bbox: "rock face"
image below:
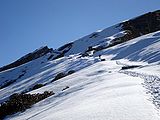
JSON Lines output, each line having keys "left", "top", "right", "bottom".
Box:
{"left": 108, "top": 10, "right": 160, "bottom": 47}
{"left": 51, "top": 42, "right": 73, "bottom": 60}
{"left": 0, "top": 46, "right": 53, "bottom": 72}
{"left": 121, "top": 10, "right": 160, "bottom": 37}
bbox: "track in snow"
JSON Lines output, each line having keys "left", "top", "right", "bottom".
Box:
{"left": 119, "top": 70, "right": 160, "bottom": 109}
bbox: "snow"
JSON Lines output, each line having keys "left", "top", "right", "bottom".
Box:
{"left": 0, "top": 24, "right": 160, "bottom": 119}
{"left": 0, "top": 54, "right": 100, "bottom": 103}
{"left": 117, "top": 62, "right": 160, "bottom": 109}
{"left": 95, "top": 31, "right": 160, "bottom": 64}
{"left": 65, "top": 24, "right": 121, "bottom": 55}
{"left": 5, "top": 61, "right": 160, "bottom": 120}
{"left": 108, "top": 31, "right": 127, "bottom": 40}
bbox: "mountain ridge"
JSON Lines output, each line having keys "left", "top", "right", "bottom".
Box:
{"left": 0, "top": 10, "right": 160, "bottom": 72}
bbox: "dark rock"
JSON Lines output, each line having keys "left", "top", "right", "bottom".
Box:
{"left": 58, "top": 42, "right": 73, "bottom": 52}
{"left": 31, "top": 84, "right": 44, "bottom": 90}
{"left": 62, "top": 86, "right": 69, "bottom": 91}
{"left": 0, "top": 80, "right": 16, "bottom": 89}
{"left": 89, "top": 33, "right": 99, "bottom": 38}
{"left": 0, "top": 46, "right": 53, "bottom": 72}
{"left": 0, "top": 91, "right": 54, "bottom": 119}
{"left": 96, "top": 10, "right": 160, "bottom": 52}
{"left": 47, "top": 54, "right": 54, "bottom": 60}
{"left": 121, "top": 65, "right": 140, "bottom": 70}
{"left": 52, "top": 72, "right": 66, "bottom": 82}
{"left": 121, "top": 10, "right": 160, "bottom": 39}
{"left": 52, "top": 53, "right": 64, "bottom": 60}
{"left": 101, "top": 59, "right": 106, "bottom": 61}
{"left": 67, "top": 70, "right": 75, "bottom": 75}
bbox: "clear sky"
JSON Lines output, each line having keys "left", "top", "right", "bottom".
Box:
{"left": 0, "top": 0, "right": 160, "bottom": 67}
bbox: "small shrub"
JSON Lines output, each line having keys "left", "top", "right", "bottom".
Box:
{"left": 0, "top": 91, "right": 54, "bottom": 119}
{"left": 52, "top": 72, "right": 66, "bottom": 82}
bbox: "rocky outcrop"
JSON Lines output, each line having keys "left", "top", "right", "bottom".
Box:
{"left": 0, "top": 91, "right": 54, "bottom": 119}
{"left": 51, "top": 42, "right": 73, "bottom": 60}
{"left": 108, "top": 10, "right": 160, "bottom": 48}
{"left": 0, "top": 46, "right": 53, "bottom": 72}
{"left": 121, "top": 10, "right": 160, "bottom": 38}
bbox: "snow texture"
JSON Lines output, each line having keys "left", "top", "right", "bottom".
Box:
{"left": 5, "top": 61, "right": 160, "bottom": 120}
{"left": 96, "top": 31, "right": 160, "bottom": 63}
{"left": 0, "top": 26, "right": 160, "bottom": 120}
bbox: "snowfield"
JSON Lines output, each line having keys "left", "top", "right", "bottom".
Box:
{"left": 96, "top": 31, "right": 160, "bottom": 63}
{"left": 64, "top": 24, "right": 122, "bottom": 56}
{"left": 0, "top": 55, "right": 100, "bottom": 103}
{"left": 5, "top": 61, "right": 160, "bottom": 120}
{"left": 0, "top": 28, "right": 160, "bottom": 119}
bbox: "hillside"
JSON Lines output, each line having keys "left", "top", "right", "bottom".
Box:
{"left": 0, "top": 10, "right": 160, "bottom": 72}
{"left": 0, "top": 10, "right": 160, "bottom": 120}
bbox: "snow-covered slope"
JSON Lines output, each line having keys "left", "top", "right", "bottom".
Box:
{"left": 0, "top": 30, "right": 159, "bottom": 120}
{"left": 5, "top": 60, "right": 160, "bottom": 120}
{"left": 0, "top": 11, "right": 160, "bottom": 120}
{"left": 0, "top": 54, "right": 100, "bottom": 103}
{"left": 64, "top": 24, "right": 122, "bottom": 55}
{"left": 94, "top": 31, "right": 160, "bottom": 63}
{"left": 1, "top": 10, "right": 160, "bottom": 72}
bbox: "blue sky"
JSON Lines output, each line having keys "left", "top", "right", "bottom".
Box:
{"left": 0, "top": 0, "right": 160, "bottom": 67}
